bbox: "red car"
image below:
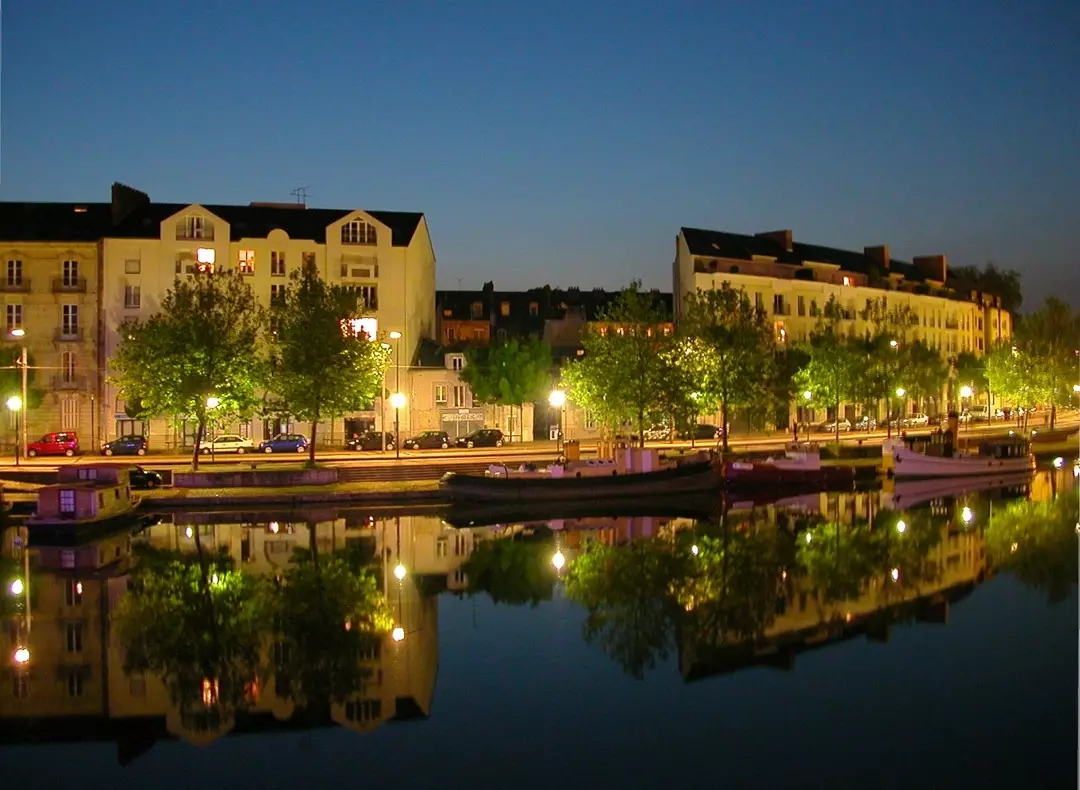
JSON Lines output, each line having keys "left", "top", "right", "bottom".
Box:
{"left": 27, "top": 431, "right": 80, "bottom": 458}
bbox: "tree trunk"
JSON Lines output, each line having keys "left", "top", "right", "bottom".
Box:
{"left": 885, "top": 395, "right": 892, "bottom": 438}
{"left": 1050, "top": 404, "right": 1056, "bottom": 429}
{"left": 834, "top": 399, "right": 841, "bottom": 445}
{"left": 637, "top": 408, "right": 645, "bottom": 449}
{"left": 309, "top": 418, "right": 318, "bottom": 466}
{"left": 191, "top": 418, "right": 205, "bottom": 471}
{"left": 721, "top": 400, "right": 729, "bottom": 451}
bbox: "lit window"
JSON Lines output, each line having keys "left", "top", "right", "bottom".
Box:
{"left": 842, "top": 276, "right": 851, "bottom": 286}
{"left": 124, "top": 285, "right": 141, "bottom": 309}
{"left": 238, "top": 249, "right": 255, "bottom": 274}
{"left": 500, "top": 301, "right": 510, "bottom": 317}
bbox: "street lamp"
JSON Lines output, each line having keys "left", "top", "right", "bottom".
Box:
{"left": 384, "top": 332, "right": 403, "bottom": 453}
{"left": 393, "top": 562, "right": 407, "bottom": 581}
{"left": 6, "top": 396, "right": 22, "bottom": 466}
{"left": 8, "top": 329, "right": 27, "bottom": 461}
{"left": 548, "top": 389, "right": 566, "bottom": 452}
{"left": 205, "top": 396, "right": 221, "bottom": 461}
{"left": 389, "top": 392, "right": 406, "bottom": 460}
{"left": 959, "top": 385, "right": 973, "bottom": 399}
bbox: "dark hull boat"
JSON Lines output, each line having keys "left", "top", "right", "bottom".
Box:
{"left": 720, "top": 443, "right": 860, "bottom": 487}
{"left": 439, "top": 460, "right": 720, "bottom": 504}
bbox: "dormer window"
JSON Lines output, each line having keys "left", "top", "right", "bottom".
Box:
{"left": 341, "top": 220, "right": 377, "bottom": 245}
{"left": 177, "top": 215, "right": 213, "bottom": 241}
{"left": 447, "top": 354, "right": 465, "bottom": 371}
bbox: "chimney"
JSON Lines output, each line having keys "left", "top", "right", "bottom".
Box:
{"left": 111, "top": 182, "right": 150, "bottom": 225}
{"left": 755, "top": 229, "right": 793, "bottom": 252}
{"left": 864, "top": 245, "right": 890, "bottom": 272}
{"left": 913, "top": 254, "right": 947, "bottom": 283}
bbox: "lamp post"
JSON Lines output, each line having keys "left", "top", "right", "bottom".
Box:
{"left": 206, "top": 396, "right": 220, "bottom": 462}
{"left": 548, "top": 389, "right": 566, "bottom": 453}
{"left": 9, "top": 329, "right": 27, "bottom": 460}
{"left": 6, "top": 396, "right": 22, "bottom": 466}
{"left": 389, "top": 392, "right": 406, "bottom": 460}
{"left": 384, "top": 332, "right": 402, "bottom": 454}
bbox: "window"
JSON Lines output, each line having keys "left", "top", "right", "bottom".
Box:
{"left": 341, "top": 220, "right": 377, "bottom": 245}
{"left": 125, "top": 259, "right": 141, "bottom": 274}
{"left": 6, "top": 304, "right": 22, "bottom": 332}
{"left": 352, "top": 285, "right": 377, "bottom": 310}
{"left": 66, "top": 622, "right": 84, "bottom": 653}
{"left": 62, "top": 305, "right": 79, "bottom": 335}
{"left": 434, "top": 384, "right": 448, "bottom": 406}
{"left": 66, "top": 580, "right": 84, "bottom": 606}
{"left": 59, "top": 488, "right": 76, "bottom": 514}
{"left": 271, "top": 251, "right": 286, "bottom": 276}
{"left": 344, "top": 699, "right": 382, "bottom": 722}
{"left": 496, "top": 328, "right": 507, "bottom": 342}
{"left": 436, "top": 537, "right": 448, "bottom": 557}
{"left": 270, "top": 284, "right": 287, "bottom": 305}
{"left": 810, "top": 299, "right": 819, "bottom": 317}
{"left": 754, "top": 293, "right": 763, "bottom": 310}
{"left": 584, "top": 411, "right": 597, "bottom": 430}
{"left": 529, "top": 302, "right": 539, "bottom": 316}
{"left": 61, "top": 398, "right": 78, "bottom": 430}
{"left": 63, "top": 260, "right": 79, "bottom": 287}
{"left": 842, "top": 276, "right": 851, "bottom": 287}
{"left": 238, "top": 249, "right": 255, "bottom": 274}
{"left": 302, "top": 252, "right": 316, "bottom": 271}
{"left": 446, "top": 327, "right": 456, "bottom": 342}
{"left": 772, "top": 294, "right": 785, "bottom": 314}
{"left": 797, "top": 295, "right": 806, "bottom": 316}
{"left": 448, "top": 354, "right": 465, "bottom": 371}
{"left": 470, "top": 302, "right": 483, "bottom": 319}
{"left": 452, "top": 385, "right": 467, "bottom": 408}
{"left": 500, "top": 301, "right": 510, "bottom": 317}
{"left": 65, "top": 673, "right": 84, "bottom": 698}
{"left": 6, "top": 259, "right": 22, "bottom": 286}
{"left": 62, "top": 351, "right": 76, "bottom": 381}
{"left": 177, "top": 215, "right": 212, "bottom": 240}
{"left": 124, "top": 285, "right": 141, "bottom": 309}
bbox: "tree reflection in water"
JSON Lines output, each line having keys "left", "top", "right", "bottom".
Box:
{"left": 463, "top": 526, "right": 558, "bottom": 607}
{"left": 984, "top": 491, "right": 1079, "bottom": 603}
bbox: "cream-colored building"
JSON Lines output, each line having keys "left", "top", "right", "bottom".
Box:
{"left": 0, "top": 204, "right": 106, "bottom": 448}
{"left": 101, "top": 183, "right": 436, "bottom": 448}
{"left": 674, "top": 227, "right": 1013, "bottom": 421}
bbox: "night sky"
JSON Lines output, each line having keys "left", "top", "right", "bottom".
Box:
{"left": 2, "top": 0, "right": 1077, "bottom": 308}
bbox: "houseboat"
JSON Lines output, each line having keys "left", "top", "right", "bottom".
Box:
{"left": 441, "top": 448, "right": 720, "bottom": 503}
{"left": 883, "top": 431, "right": 1035, "bottom": 480}
{"left": 719, "top": 442, "right": 860, "bottom": 487}
{"left": 27, "top": 465, "right": 144, "bottom": 534}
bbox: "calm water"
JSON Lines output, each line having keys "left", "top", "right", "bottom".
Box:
{"left": 0, "top": 471, "right": 1076, "bottom": 789}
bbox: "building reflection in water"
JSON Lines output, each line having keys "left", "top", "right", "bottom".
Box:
{"left": 0, "top": 468, "right": 1074, "bottom": 759}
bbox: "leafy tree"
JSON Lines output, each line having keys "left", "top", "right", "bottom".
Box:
{"left": 679, "top": 284, "right": 775, "bottom": 449}
{"left": 560, "top": 282, "right": 672, "bottom": 447}
{"left": 460, "top": 337, "right": 553, "bottom": 442}
{"left": 270, "top": 266, "right": 389, "bottom": 463}
{"left": 984, "top": 342, "right": 1043, "bottom": 427}
{"left": 114, "top": 543, "right": 268, "bottom": 735}
{"left": 853, "top": 298, "right": 916, "bottom": 436}
{"left": 265, "top": 529, "right": 392, "bottom": 718}
{"left": 902, "top": 339, "right": 950, "bottom": 416}
{"left": 463, "top": 530, "right": 558, "bottom": 606}
{"left": 772, "top": 346, "right": 810, "bottom": 436}
{"left": 1012, "top": 298, "right": 1080, "bottom": 427}
{"left": 111, "top": 271, "right": 265, "bottom": 469}
{"left": 793, "top": 298, "right": 863, "bottom": 443}
{"left": 651, "top": 338, "right": 704, "bottom": 440}
{"left": 797, "top": 520, "right": 887, "bottom": 606}
{"left": 953, "top": 351, "right": 988, "bottom": 400}
{"left": 949, "top": 263, "right": 1023, "bottom": 313}
{"left": 0, "top": 345, "right": 46, "bottom": 413}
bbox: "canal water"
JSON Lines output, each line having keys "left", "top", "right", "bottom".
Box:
{"left": 0, "top": 471, "right": 1076, "bottom": 789}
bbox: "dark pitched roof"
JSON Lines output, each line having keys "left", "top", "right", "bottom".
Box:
{"left": 436, "top": 287, "right": 673, "bottom": 322}
{"left": 681, "top": 227, "right": 926, "bottom": 282}
{"left": 111, "top": 203, "right": 423, "bottom": 246}
{"left": 0, "top": 198, "right": 423, "bottom": 246}
{"left": 0, "top": 202, "right": 113, "bottom": 242}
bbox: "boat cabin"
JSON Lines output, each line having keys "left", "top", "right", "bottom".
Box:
{"left": 976, "top": 436, "right": 1031, "bottom": 459}
{"left": 34, "top": 465, "right": 137, "bottom": 522}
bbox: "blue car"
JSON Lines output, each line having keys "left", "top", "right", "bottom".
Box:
{"left": 258, "top": 433, "right": 308, "bottom": 453}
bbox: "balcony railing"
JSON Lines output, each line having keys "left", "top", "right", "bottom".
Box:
{"left": 52, "top": 277, "right": 87, "bottom": 293}
{"left": 54, "top": 327, "right": 84, "bottom": 343}
{"left": 52, "top": 375, "right": 86, "bottom": 391}
{"left": 0, "top": 279, "right": 30, "bottom": 293}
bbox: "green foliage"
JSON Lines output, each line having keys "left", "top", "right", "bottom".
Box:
{"left": 953, "top": 351, "right": 987, "bottom": 395}
{"left": 114, "top": 546, "right": 268, "bottom": 724}
{"left": 983, "top": 491, "right": 1079, "bottom": 603}
{"left": 984, "top": 342, "right": 1043, "bottom": 417}
{"left": 1012, "top": 298, "right": 1080, "bottom": 422}
{"left": 797, "top": 522, "right": 887, "bottom": 604}
{"left": 0, "top": 345, "right": 45, "bottom": 412}
{"left": 460, "top": 337, "right": 553, "bottom": 441}
{"left": 560, "top": 281, "right": 673, "bottom": 444}
{"left": 794, "top": 297, "right": 863, "bottom": 442}
{"left": 270, "top": 266, "right": 390, "bottom": 461}
{"left": 678, "top": 284, "right": 776, "bottom": 448}
{"left": 902, "top": 340, "right": 950, "bottom": 409}
{"left": 851, "top": 299, "right": 915, "bottom": 430}
{"left": 265, "top": 545, "right": 392, "bottom": 711}
{"left": 462, "top": 532, "right": 558, "bottom": 607}
{"left": 110, "top": 270, "right": 265, "bottom": 468}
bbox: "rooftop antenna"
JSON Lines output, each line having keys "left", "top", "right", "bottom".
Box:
{"left": 290, "top": 186, "right": 311, "bottom": 207}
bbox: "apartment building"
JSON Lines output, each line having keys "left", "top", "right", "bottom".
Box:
{"left": 0, "top": 204, "right": 105, "bottom": 446}
{"left": 0, "top": 183, "right": 436, "bottom": 450}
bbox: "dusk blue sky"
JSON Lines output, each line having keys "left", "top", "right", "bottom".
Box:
{"left": 3, "top": 0, "right": 1078, "bottom": 308}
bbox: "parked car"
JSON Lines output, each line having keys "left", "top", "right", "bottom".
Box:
{"left": 402, "top": 431, "right": 451, "bottom": 450}
{"left": 129, "top": 465, "right": 163, "bottom": 490}
{"left": 346, "top": 432, "right": 395, "bottom": 451}
{"left": 852, "top": 416, "right": 877, "bottom": 431}
{"left": 258, "top": 433, "right": 308, "bottom": 453}
{"left": 642, "top": 424, "right": 673, "bottom": 442}
{"left": 822, "top": 418, "right": 851, "bottom": 433}
{"left": 27, "top": 431, "right": 80, "bottom": 458}
{"left": 456, "top": 429, "right": 504, "bottom": 448}
{"left": 902, "top": 413, "right": 930, "bottom": 428}
{"left": 201, "top": 434, "right": 254, "bottom": 454}
{"left": 688, "top": 423, "right": 723, "bottom": 440}
{"left": 102, "top": 435, "right": 148, "bottom": 456}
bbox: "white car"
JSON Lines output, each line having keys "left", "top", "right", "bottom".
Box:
{"left": 201, "top": 434, "right": 255, "bottom": 454}
{"left": 903, "top": 413, "right": 930, "bottom": 428}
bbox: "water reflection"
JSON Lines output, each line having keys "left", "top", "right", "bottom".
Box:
{"left": 0, "top": 469, "right": 1075, "bottom": 763}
